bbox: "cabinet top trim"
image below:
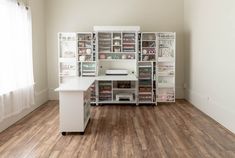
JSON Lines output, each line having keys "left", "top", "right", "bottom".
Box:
{"left": 93, "top": 26, "right": 140, "bottom": 32}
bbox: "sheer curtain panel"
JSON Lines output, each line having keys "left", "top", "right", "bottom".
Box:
{"left": 0, "top": 0, "right": 35, "bottom": 121}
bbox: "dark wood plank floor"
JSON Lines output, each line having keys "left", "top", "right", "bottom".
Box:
{"left": 0, "top": 100, "right": 235, "bottom": 158}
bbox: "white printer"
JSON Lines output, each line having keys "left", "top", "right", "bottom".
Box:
{"left": 105, "top": 69, "right": 128, "bottom": 75}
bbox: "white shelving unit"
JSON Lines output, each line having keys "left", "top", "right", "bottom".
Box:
{"left": 141, "top": 32, "right": 157, "bottom": 62}
{"left": 156, "top": 32, "right": 176, "bottom": 102}
{"left": 98, "top": 33, "right": 136, "bottom": 61}
{"left": 58, "top": 27, "right": 176, "bottom": 105}
{"left": 95, "top": 26, "right": 139, "bottom": 104}
{"left": 77, "top": 32, "right": 93, "bottom": 61}
{"left": 58, "top": 33, "right": 78, "bottom": 84}
{"left": 138, "top": 32, "right": 158, "bottom": 104}
{"left": 138, "top": 62, "right": 154, "bottom": 103}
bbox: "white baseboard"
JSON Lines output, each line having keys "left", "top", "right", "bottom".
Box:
{"left": 35, "top": 88, "right": 48, "bottom": 106}
{"left": 49, "top": 88, "right": 59, "bottom": 100}
{"left": 185, "top": 88, "right": 235, "bottom": 134}
{"left": 0, "top": 88, "right": 49, "bottom": 132}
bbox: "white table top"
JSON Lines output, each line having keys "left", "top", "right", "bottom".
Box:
{"left": 96, "top": 74, "right": 138, "bottom": 81}
{"left": 55, "top": 74, "right": 138, "bottom": 92}
{"left": 55, "top": 77, "right": 95, "bottom": 92}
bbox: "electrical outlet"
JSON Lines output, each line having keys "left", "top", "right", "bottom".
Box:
{"left": 183, "top": 83, "right": 187, "bottom": 89}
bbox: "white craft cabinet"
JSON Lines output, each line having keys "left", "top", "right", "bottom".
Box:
{"left": 58, "top": 27, "right": 176, "bottom": 105}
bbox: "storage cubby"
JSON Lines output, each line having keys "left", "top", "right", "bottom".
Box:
{"left": 141, "top": 33, "right": 157, "bottom": 61}
{"left": 98, "top": 32, "right": 136, "bottom": 61}
{"left": 112, "top": 81, "right": 136, "bottom": 102}
{"left": 59, "top": 62, "right": 77, "bottom": 76}
{"left": 157, "top": 33, "right": 175, "bottom": 62}
{"left": 90, "top": 83, "right": 96, "bottom": 103}
{"left": 138, "top": 62, "right": 153, "bottom": 103}
{"left": 98, "top": 33, "right": 112, "bottom": 53}
{"left": 113, "top": 32, "right": 122, "bottom": 52}
{"left": 59, "top": 33, "right": 77, "bottom": 58}
{"left": 113, "top": 81, "right": 133, "bottom": 89}
{"left": 122, "top": 33, "right": 136, "bottom": 52}
{"left": 99, "top": 52, "right": 135, "bottom": 60}
{"left": 59, "top": 41, "right": 76, "bottom": 58}
{"left": 81, "top": 61, "right": 96, "bottom": 77}
{"left": 78, "top": 33, "right": 93, "bottom": 61}
{"left": 98, "top": 81, "right": 112, "bottom": 102}
{"left": 158, "top": 63, "right": 174, "bottom": 76}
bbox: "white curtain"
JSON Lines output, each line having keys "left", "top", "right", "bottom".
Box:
{"left": 0, "top": 0, "right": 35, "bottom": 121}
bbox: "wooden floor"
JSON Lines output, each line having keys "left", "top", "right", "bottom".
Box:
{"left": 0, "top": 100, "right": 235, "bottom": 158}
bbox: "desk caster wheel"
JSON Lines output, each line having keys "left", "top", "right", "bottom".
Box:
{"left": 61, "top": 132, "right": 66, "bottom": 136}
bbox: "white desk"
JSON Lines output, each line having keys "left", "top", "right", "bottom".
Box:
{"left": 56, "top": 77, "right": 95, "bottom": 91}
{"left": 55, "top": 77, "right": 95, "bottom": 135}
{"left": 55, "top": 75, "right": 138, "bottom": 135}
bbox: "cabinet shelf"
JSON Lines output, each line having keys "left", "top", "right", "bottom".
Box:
{"left": 59, "top": 74, "right": 77, "bottom": 77}
{"left": 158, "top": 83, "right": 174, "bottom": 88}
{"left": 98, "top": 101, "right": 137, "bottom": 104}
{"left": 142, "top": 47, "right": 155, "bottom": 48}
{"left": 78, "top": 47, "right": 92, "bottom": 49}
{"left": 82, "top": 70, "right": 96, "bottom": 72}
{"left": 113, "top": 88, "right": 136, "bottom": 91}
{"left": 99, "top": 39, "right": 111, "bottom": 41}
{"left": 99, "top": 59, "right": 135, "bottom": 61}
{"left": 123, "top": 42, "right": 135, "bottom": 44}
{"left": 139, "top": 92, "right": 152, "bottom": 95}
{"left": 158, "top": 74, "right": 174, "bottom": 77}
{"left": 78, "top": 54, "right": 92, "bottom": 56}
{"left": 142, "top": 40, "right": 156, "bottom": 42}
{"left": 78, "top": 40, "right": 91, "bottom": 42}
{"left": 158, "top": 57, "right": 175, "bottom": 62}
{"left": 59, "top": 58, "right": 76, "bottom": 62}
{"left": 142, "top": 54, "right": 156, "bottom": 55}
{"left": 99, "top": 52, "right": 136, "bottom": 54}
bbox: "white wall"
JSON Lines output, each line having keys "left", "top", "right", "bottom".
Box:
{"left": 0, "top": 0, "right": 48, "bottom": 132}
{"left": 184, "top": 0, "right": 235, "bottom": 133}
{"left": 45, "top": 0, "right": 185, "bottom": 99}
{"left": 31, "top": 0, "right": 48, "bottom": 106}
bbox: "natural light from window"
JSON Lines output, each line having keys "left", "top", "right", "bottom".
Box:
{"left": 0, "top": 0, "right": 35, "bottom": 121}
{"left": 0, "top": 0, "right": 34, "bottom": 95}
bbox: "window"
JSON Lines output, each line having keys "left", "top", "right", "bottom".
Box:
{"left": 0, "top": 0, "right": 34, "bottom": 121}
